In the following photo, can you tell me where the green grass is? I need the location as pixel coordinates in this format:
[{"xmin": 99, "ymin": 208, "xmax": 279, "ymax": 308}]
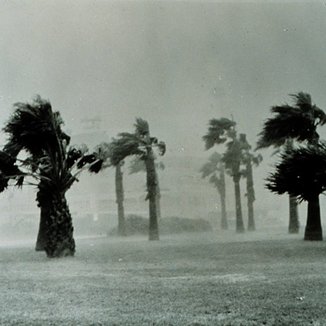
[{"xmin": 1, "ymin": 228, "xmax": 326, "ymax": 325}]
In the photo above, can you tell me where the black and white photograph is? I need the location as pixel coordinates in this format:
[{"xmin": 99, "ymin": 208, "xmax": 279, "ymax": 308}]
[{"xmin": 0, "ymin": 0, "xmax": 326, "ymax": 325}]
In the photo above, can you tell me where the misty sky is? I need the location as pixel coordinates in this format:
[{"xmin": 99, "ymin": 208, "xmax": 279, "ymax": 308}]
[
  {"xmin": 1, "ymin": 1, "xmax": 326, "ymax": 217},
  {"xmin": 2, "ymin": 1, "xmax": 326, "ymax": 151}
]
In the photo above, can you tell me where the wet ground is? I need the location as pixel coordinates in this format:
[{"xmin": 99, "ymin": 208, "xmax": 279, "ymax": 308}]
[{"xmin": 0, "ymin": 228, "xmax": 325, "ymax": 325}]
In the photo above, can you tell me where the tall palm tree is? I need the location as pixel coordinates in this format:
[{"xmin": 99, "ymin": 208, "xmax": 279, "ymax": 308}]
[
  {"xmin": 129, "ymin": 157, "xmax": 165, "ymax": 219},
  {"xmin": 0, "ymin": 96, "xmax": 101, "ymax": 257},
  {"xmin": 200, "ymin": 152, "xmax": 228, "ymax": 229},
  {"xmin": 266, "ymin": 143, "xmax": 326, "ymax": 240},
  {"xmin": 203, "ymin": 118, "xmax": 245, "ymax": 233},
  {"xmin": 109, "ymin": 118, "xmax": 166, "ymax": 240},
  {"xmin": 240, "ymin": 134, "xmax": 263, "ymax": 231},
  {"xmin": 257, "ymin": 92, "xmax": 326, "ymax": 234}
]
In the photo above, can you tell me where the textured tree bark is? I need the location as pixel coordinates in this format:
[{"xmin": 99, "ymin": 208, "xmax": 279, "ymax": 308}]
[
  {"xmin": 146, "ymin": 150, "xmax": 159, "ymax": 241},
  {"xmin": 220, "ymin": 194, "xmax": 228, "ymax": 230},
  {"xmin": 304, "ymin": 195, "xmax": 323, "ymax": 241},
  {"xmin": 155, "ymin": 175, "xmax": 162, "ymax": 220},
  {"xmin": 289, "ymin": 195, "xmax": 300, "ymax": 234},
  {"xmin": 115, "ymin": 163, "xmax": 126, "ymax": 236},
  {"xmin": 246, "ymin": 160, "xmax": 255, "ymax": 231},
  {"xmin": 44, "ymin": 193, "xmax": 75, "ymax": 258},
  {"xmin": 35, "ymin": 206, "xmax": 48, "ymax": 251},
  {"xmin": 234, "ymin": 176, "xmax": 245, "ymax": 233},
  {"xmin": 219, "ymin": 167, "xmax": 228, "ymax": 230}
]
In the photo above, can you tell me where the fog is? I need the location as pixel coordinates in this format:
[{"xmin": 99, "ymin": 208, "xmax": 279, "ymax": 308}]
[{"xmin": 0, "ymin": 1, "xmax": 324, "ymax": 241}]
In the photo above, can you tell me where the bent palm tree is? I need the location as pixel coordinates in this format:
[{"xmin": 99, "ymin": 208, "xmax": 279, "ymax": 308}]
[
  {"xmin": 200, "ymin": 152, "xmax": 228, "ymax": 229},
  {"xmin": 0, "ymin": 96, "xmax": 101, "ymax": 257},
  {"xmin": 266, "ymin": 143, "xmax": 326, "ymax": 240},
  {"xmin": 203, "ymin": 118, "xmax": 245, "ymax": 233},
  {"xmin": 109, "ymin": 118, "xmax": 166, "ymax": 240},
  {"xmin": 257, "ymin": 92, "xmax": 326, "ymax": 233}
]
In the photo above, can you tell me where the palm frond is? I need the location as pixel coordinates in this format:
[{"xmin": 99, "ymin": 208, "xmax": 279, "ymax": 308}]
[
  {"xmin": 129, "ymin": 158, "xmax": 146, "ymax": 174},
  {"xmin": 0, "ymin": 150, "xmax": 25, "ymax": 192},
  {"xmin": 290, "ymin": 92, "xmax": 312, "ymax": 108},
  {"xmin": 4, "ymin": 96, "xmax": 65, "ymax": 156},
  {"xmin": 157, "ymin": 141, "xmax": 166, "ymax": 156},
  {"xmin": 109, "ymin": 134, "xmax": 144, "ymax": 166},
  {"xmin": 203, "ymin": 118, "xmax": 236, "ymax": 150},
  {"xmin": 200, "ymin": 161, "xmax": 217, "ymax": 178},
  {"xmin": 134, "ymin": 118, "xmax": 149, "ymax": 137},
  {"xmin": 200, "ymin": 152, "xmax": 223, "ymax": 178},
  {"xmin": 256, "ymin": 105, "xmax": 315, "ymax": 149},
  {"xmin": 257, "ymin": 92, "xmax": 326, "ymax": 149}
]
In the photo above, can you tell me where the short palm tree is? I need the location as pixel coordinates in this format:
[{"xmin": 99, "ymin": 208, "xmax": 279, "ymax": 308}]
[
  {"xmin": 203, "ymin": 118, "xmax": 245, "ymax": 233},
  {"xmin": 266, "ymin": 143, "xmax": 326, "ymax": 240},
  {"xmin": 0, "ymin": 96, "xmax": 101, "ymax": 257},
  {"xmin": 257, "ymin": 92, "xmax": 326, "ymax": 233},
  {"xmin": 109, "ymin": 118, "xmax": 166, "ymax": 240},
  {"xmin": 200, "ymin": 152, "xmax": 228, "ymax": 229},
  {"xmin": 240, "ymin": 134, "xmax": 263, "ymax": 231}
]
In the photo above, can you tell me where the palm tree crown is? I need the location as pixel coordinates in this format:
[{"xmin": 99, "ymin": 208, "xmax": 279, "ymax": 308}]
[{"xmin": 257, "ymin": 92, "xmax": 326, "ymax": 149}]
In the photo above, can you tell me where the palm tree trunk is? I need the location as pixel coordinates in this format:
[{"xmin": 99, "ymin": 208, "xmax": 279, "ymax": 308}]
[
  {"xmin": 234, "ymin": 176, "xmax": 245, "ymax": 233},
  {"xmin": 115, "ymin": 163, "xmax": 126, "ymax": 236},
  {"xmin": 289, "ymin": 195, "xmax": 299, "ymax": 234},
  {"xmin": 246, "ymin": 160, "xmax": 255, "ymax": 231},
  {"xmin": 35, "ymin": 206, "xmax": 48, "ymax": 251},
  {"xmin": 219, "ymin": 167, "xmax": 227, "ymax": 229},
  {"xmin": 220, "ymin": 193, "xmax": 228, "ymax": 230},
  {"xmin": 304, "ymin": 195, "xmax": 323, "ymax": 241},
  {"xmin": 146, "ymin": 151, "xmax": 159, "ymax": 240},
  {"xmin": 44, "ymin": 192, "xmax": 75, "ymax": 258},
  {"xmin": 155, "ymin": 174, "xmax": 161, "ymax": 219}
]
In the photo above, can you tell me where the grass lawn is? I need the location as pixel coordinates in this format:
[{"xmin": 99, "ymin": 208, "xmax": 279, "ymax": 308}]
[{"xmin": 1, "ymin": 228, "xmax": 326, "ymax": 325}]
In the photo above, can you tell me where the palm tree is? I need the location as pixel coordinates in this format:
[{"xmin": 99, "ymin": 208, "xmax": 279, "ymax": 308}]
[
  {"xmin": 257, "ymin": 92, "xmax": 326, "ymax": 233},
  {"xmin": 200, "ymin": 152, "xmax": 228, "ymax": 229},
  {"xmin": 129, "ymin": 157, "xmax": 165, "ymax": 219},
  {"xmin": 266, "ymin": 143, "xmax": 326, "ymax": 240},
  {"xmin": 240, "ymin": 134, "xmax": 263, "ymax": 231},
  {"xmin": 0, "ymin": 96, "xmax": 101, "ymax": 257},
  {"xmin": 203, "ymin": 118, "xmax": 245, "ymax": 233},
  {"xmin": 109, "ymin": 118, "xmax": 166, "ymax": 240}
]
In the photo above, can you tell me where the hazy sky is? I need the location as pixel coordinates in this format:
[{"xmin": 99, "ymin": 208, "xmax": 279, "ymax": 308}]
[
  {"xmin": 1, "ymin": 1, "xmax": 326, "ymax": 217},
  {"xmin": 1, "ymin": 1, "xmax": 326, "ymax": 153}
]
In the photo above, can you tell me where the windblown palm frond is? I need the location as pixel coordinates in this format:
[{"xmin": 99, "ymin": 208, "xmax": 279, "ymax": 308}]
[
  {"xmin": 266, "ymin": 143, "xmax": 326, "ymax": 201},
  {"xmin": 251, "ymin": 153, "xmax": 263, "ymax": 166},
  {"xmin": 257, "ymin": 105, "xmax": 316, "ymax": 149},
  {"xmin": 109, "ymin": 134, "xmax": 145, "ymax": 166},
  {"xmin": 134, "ymin": 118, "xmax": 149, "ymax": 137},
  {"xmin": 257, "ymin": 92, "xmax": 326, "ymax": 149},
  {"xmin": 4, "ymin": 96, "xmax": 65, "ymax": 156},
  {"xmin": 290, "ymin": 92, "xmax": 312, "ymax": 109},
  {"xmin": 129, "ymin": 158, "xmax": 146, "ymax": 174},
  {"xmin": 203, "ymin": 118, "xmax": 236, "ymax": 150},
  {"xmin": 290, "ymin": 92, "xmax": 326, "ymax": 126},
  {"xmin": 200, "ymin": 152, "xmax": 223, "ymax": 179},
  {"xmin": 0, "ymin": 151, "xmax": 24, "ymax": 191},
  {"xmin": 129, "ymin": 157, "xmax": 165, "ymax": 175}
]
